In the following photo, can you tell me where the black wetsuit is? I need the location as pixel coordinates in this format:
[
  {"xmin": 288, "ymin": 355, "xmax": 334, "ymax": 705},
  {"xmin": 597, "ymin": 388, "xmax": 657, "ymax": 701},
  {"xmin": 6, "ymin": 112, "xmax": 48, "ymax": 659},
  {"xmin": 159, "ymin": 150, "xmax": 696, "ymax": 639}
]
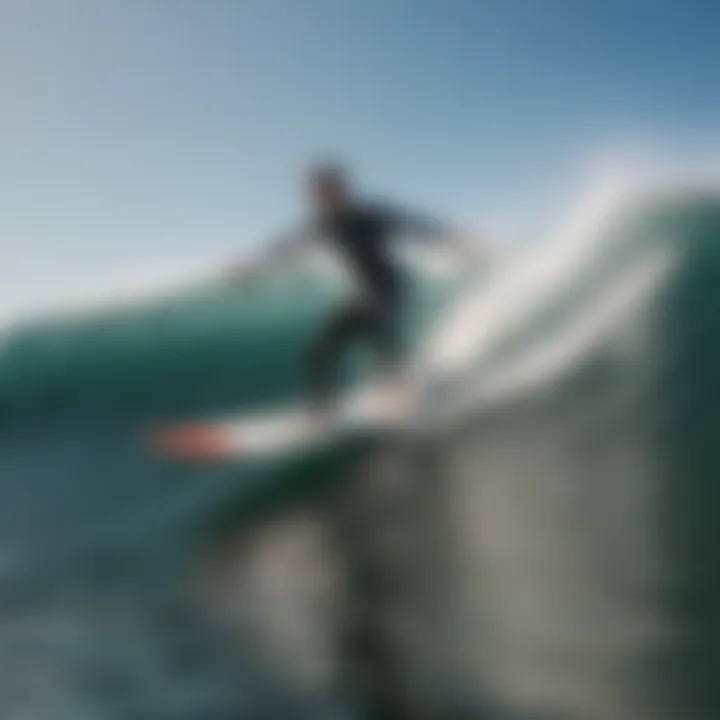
[{"xmin": 271, "ymin": 200, "xmax": 448, "ymax": 401}]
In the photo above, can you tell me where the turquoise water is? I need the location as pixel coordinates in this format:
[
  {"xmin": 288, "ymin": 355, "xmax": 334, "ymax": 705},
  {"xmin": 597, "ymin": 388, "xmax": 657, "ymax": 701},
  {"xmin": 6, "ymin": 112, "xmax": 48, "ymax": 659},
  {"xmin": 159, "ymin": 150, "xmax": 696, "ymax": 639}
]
[{"xmin": 0, "ymin": 266, "xmax": 467, "ymax": 579}]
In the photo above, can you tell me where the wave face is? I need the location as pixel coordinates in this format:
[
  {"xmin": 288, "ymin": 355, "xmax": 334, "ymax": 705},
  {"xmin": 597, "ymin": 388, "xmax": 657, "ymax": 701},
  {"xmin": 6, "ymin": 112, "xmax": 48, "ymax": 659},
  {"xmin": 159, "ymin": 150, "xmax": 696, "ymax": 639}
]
[
  {"xmin": 409, "ymin": 190, "xmax": 720, "ymax": 718},
  {"xmin": 0, "ymin": 271, "xmax": 454, "ymax": 422}
]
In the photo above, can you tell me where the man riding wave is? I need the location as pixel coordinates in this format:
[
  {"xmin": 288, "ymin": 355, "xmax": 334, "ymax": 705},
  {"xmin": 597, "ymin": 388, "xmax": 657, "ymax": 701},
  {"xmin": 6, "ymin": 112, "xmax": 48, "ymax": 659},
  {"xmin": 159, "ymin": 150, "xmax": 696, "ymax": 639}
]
[{"xmin": 233, "ymin": 162, "xmax": 481, "ymax": 414}]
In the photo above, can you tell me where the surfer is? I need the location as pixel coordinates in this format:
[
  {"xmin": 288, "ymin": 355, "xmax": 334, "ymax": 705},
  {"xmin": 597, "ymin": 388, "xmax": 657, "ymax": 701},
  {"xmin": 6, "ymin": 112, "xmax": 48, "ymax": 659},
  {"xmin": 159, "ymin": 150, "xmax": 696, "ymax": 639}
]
[
  {"xmin": 214, "ymin": 166, "xmax": 483, "ymax": 720},
  {"xmin": 233, "ymin": 162, "xmax": 478, "ymax": 414}
]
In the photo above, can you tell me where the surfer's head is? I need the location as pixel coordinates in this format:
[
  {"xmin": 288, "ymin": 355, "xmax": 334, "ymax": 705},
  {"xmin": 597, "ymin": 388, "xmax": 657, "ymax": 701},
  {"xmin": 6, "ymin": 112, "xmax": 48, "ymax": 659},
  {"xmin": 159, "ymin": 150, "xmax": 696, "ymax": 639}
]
[{"xmin": 307, "ymin": 161, "xmax": 350, "ymax": 216}]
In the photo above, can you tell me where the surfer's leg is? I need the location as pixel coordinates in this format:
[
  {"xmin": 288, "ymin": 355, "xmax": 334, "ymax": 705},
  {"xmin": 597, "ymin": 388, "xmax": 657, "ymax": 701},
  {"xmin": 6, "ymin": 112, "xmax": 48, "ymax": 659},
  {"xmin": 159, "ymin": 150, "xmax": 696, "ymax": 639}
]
[
  {"xmin": 307, "ymin": 303, "xmax": 368, "ymax": 408},
  {"xmin": 367, "ymin": 297, "xmax": 406, "ymax": 405}
]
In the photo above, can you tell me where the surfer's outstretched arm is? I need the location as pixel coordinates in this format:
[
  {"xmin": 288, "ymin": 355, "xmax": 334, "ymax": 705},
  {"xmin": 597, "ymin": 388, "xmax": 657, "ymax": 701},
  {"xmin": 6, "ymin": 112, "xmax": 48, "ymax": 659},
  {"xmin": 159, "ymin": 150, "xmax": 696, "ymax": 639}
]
[
  {"xmin": 383, "ymin": 204, "xmax": 452, "ymax": 240},
  {"xmin": 225, "ymin": 225, "xmax": 315, "ymax": 284},
  {"xmin": 263, "ymin": 223, "xmax": 318, "ymax": 266},
  {"xmin": 379, "ymin": 202, "xmax": 485, "ymax": 262}
]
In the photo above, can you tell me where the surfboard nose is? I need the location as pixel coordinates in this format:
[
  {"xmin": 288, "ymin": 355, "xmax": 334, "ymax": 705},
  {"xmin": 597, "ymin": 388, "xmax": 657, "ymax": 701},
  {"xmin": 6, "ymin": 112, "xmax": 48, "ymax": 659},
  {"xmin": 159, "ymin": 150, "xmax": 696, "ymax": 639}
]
[{"xmin": 149, "ymin": 424, "xmax": 232, "ymax": 461}]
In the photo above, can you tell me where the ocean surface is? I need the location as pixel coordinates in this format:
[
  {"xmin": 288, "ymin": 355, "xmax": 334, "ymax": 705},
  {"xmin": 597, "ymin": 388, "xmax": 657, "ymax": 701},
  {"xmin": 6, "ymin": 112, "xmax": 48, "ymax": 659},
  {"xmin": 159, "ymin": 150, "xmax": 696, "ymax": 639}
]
[{"xmin": 1, "ymin": 190, "xmax": 720, "ymax": 719}]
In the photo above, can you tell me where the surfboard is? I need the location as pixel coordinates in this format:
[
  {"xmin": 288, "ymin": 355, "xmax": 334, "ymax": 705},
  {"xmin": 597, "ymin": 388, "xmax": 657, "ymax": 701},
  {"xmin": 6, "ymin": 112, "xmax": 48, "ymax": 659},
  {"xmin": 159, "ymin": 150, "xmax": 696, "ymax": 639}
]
[{"xmin": 149, "ymin": 380, "xmax": 415, "ymax": 462}]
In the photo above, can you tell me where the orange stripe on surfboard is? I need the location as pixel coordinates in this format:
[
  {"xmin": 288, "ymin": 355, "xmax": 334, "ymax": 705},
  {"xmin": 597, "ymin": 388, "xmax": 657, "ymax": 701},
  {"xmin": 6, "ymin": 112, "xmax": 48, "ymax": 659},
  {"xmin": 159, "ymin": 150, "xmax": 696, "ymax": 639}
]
[{"xmin": 150, "ymin": 424, "xmax": 235, "ymax": 461}]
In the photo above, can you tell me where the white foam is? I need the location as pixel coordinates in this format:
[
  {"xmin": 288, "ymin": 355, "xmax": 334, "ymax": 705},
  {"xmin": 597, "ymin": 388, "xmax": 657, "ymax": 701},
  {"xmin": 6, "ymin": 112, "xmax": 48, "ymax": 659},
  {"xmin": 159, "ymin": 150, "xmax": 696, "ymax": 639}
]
[
  {"xmin": 415, "ymin": 176, "xmax": 633, "ymax": 383},
  {"xmin": 455, "ymin": 246, "xmax": 676, "ymax": 417},
  {"xmin": 411, "ymin": 168, "xmax": 720, "ymax": 429}
]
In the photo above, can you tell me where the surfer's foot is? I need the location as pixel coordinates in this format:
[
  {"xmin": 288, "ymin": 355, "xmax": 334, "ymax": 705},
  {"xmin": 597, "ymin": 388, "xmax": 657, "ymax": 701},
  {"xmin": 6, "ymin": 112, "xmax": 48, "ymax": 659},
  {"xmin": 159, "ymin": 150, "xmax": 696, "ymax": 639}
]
[{"xmin": 380, "ymin": 372, "xmax": 407, "ymax": 414}]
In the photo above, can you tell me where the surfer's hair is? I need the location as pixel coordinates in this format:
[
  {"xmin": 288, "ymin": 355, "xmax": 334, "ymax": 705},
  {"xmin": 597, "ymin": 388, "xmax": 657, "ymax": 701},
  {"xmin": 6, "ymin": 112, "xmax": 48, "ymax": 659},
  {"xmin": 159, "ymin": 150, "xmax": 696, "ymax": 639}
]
[{"xmin": 308, "ymin": 161, "xmax": 349, "ymax": 191}]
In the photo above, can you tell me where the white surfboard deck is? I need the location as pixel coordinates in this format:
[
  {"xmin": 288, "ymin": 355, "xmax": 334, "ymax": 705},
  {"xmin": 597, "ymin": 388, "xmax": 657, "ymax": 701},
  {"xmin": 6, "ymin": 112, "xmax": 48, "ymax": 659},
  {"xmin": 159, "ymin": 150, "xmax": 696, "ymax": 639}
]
[
  {"xmin": 150, "ymin": 380, "xmax": 416, "ymax": 462},
  {"xmin": 147, "ymin": 246, "xmax": 483, "ymax": 464}
]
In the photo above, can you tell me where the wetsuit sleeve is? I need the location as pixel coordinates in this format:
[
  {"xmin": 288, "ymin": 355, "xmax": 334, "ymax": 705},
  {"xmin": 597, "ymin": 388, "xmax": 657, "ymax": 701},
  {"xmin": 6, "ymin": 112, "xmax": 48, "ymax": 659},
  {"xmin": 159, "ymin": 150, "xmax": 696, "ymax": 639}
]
[{"xmin": 376, "ymin": 203, "xmax": 452, "ymax": 241}]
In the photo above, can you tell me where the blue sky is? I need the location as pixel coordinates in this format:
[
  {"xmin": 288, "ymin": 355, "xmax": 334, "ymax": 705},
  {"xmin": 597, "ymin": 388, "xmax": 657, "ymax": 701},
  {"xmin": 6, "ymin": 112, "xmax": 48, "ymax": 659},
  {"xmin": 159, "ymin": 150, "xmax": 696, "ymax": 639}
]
[{"xmin": 2, "ymin": 0, "xmax": 719, "ymax": 303}]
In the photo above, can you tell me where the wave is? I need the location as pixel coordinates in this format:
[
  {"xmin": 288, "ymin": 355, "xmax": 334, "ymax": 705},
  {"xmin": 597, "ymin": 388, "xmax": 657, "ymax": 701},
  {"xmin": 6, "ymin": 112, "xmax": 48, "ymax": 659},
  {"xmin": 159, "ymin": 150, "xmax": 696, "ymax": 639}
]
[{"xmin": 2, "ymin": 184, "xmax": 720, "ymax": 717}]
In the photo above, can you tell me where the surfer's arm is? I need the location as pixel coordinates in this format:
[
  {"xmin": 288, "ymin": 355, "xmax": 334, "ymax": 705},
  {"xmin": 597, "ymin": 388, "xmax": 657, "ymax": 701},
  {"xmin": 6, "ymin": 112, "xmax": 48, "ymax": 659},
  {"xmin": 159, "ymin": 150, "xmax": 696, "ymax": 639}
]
[
  {"xmin": 385, "ymin": 205, "xmax": 452, "ymax": 241},
  {"xmin": 225, "ymin": 225, "xmax": 314, "ymax": 284},
  {"xmin": 380, "ymin": 203, "xmax": 485, "ymax": 261},
  {"xmin": 261, "ymin": 224, "xmax": 317, "ymax": 268}
]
